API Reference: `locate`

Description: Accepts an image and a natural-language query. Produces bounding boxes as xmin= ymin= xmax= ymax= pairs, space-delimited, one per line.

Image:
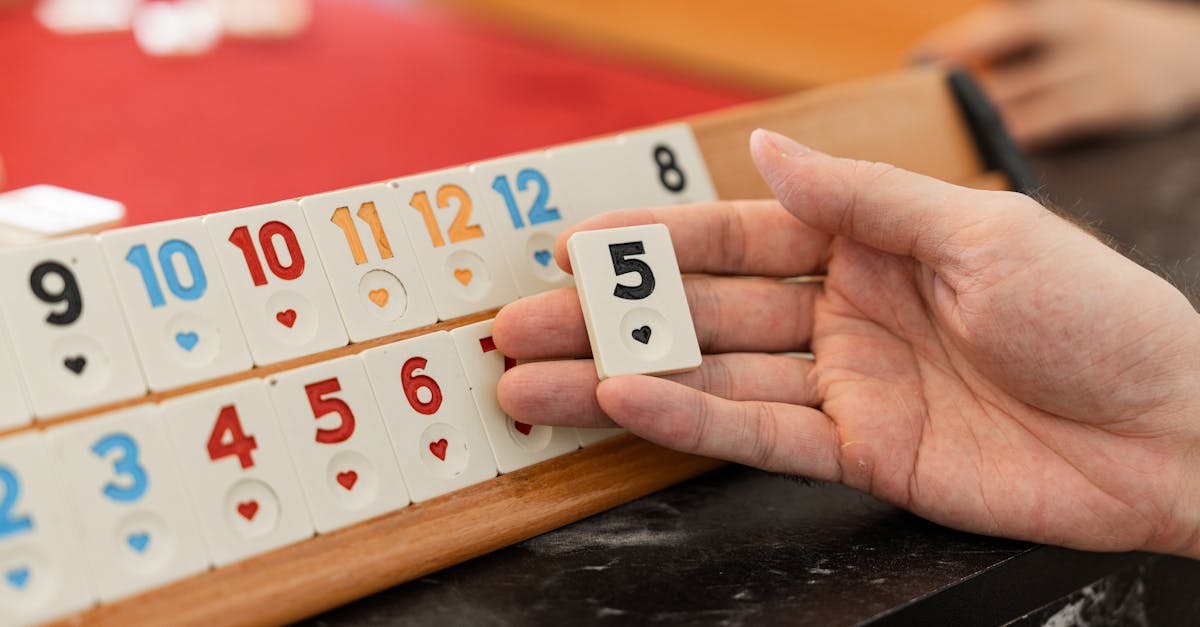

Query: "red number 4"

xmin=207 ymin=405 xmax=258 ymax=469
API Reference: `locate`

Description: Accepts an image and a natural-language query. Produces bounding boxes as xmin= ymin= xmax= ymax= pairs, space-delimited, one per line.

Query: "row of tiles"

xmin=0 ymin=319 xmax=623 ymax=626
xmin=0 ymin=123 xmax=717 ymax=424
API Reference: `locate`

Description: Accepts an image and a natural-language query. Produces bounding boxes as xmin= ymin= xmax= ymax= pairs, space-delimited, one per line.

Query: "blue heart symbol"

xmin=533 ymin=250 xmax=553 ymax=267
xmin=5 ymin=566 xmax=29 ymax=589
xmin=127 ymin=532 xmax=150 ymax=553
xmin=175 ymin=332 xmax=199 ymax=352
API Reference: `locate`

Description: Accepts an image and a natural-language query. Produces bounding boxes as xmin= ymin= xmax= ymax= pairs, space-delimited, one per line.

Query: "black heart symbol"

xmin=63 ymin=355 xmax=87 ymax=374
xmin=631 ymin=326 xmax=652 ymax=344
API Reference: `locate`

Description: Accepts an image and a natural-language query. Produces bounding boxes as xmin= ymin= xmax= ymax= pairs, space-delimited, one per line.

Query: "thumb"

xmin=749 ymin=128 xmax=1038 ymax=272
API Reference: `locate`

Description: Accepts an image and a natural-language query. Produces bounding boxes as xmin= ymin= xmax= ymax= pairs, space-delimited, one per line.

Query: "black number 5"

xmin=30 ymin=261 xmax=83 ymax=325
xmin=609 ymin=241 xmax=655 ymax=300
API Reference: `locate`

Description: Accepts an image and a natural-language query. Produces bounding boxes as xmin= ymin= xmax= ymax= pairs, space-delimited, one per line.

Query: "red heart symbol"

xmin=275 ymin=309 xmax=297 ymax=328
xmin=237 ymin=500 xmax=259 ymax=521
xmin=429 ymin=438 xmax=448 ymax=461
xmin=336 ymin=471 xmax=358 ymax=491
xmin=514 ymin=421 xmax=533 ymax=436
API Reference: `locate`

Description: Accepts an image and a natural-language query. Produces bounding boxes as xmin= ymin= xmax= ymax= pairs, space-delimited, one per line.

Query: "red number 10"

xmin=228 ymin=222 xmax=305 ymax=286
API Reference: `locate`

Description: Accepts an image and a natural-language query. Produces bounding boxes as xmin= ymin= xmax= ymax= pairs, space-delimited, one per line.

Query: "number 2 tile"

xmin=267 ymin=356 xmax=410 ymax=533
xmin=49 ymin=405 xmax=210 ymax=601
xmin=299 ymin=184 xmax=437 ymax=342
xmin=360 ymin=331 xmax=498 ymax=502
xmin=0 ymin=235 xmax=147 ymax=418
xmin=449 ymin=320 xmax=579 ymax=473
xmin=390 ymin=168 xmax=520 ymax=320
xmin=0 ymin=432 xmax=94 ymax=626
xmin=161 ymin=379 xmax=313 ymax=566
xmin=203 ymin=201 xmax=349 ymax=366
xmin=98 ymin=218 xmax=253 ymax=391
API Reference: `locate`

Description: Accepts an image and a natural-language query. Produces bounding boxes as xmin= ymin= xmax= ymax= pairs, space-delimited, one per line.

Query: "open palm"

xmin=493 ymin=131 xmax=1200 ymax=557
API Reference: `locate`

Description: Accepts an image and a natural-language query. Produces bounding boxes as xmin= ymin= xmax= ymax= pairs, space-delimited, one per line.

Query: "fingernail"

xmin=751 ymin=128 xmax=811 ymax=158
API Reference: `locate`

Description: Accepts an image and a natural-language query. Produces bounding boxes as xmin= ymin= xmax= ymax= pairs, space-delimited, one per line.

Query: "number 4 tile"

xmin=0 ymin=432 xmax=94 ymax=626
xmin=567 ymin=224 xmax=701 ymax=380
xmin=49 ymin=405 xmax=210 ymax=601
xmin=161 ymin=379 xmax=313 ymax=566
xmin=450 ymin=320 xmax=578 ymax=473
xmin=203 ymin=201 xmax=349 ymax=366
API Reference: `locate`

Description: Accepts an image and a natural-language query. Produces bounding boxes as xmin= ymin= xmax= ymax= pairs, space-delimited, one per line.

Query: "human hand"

xmin=492 ymin=129 xmax=1200 ymax=557
xmin=912 ymin=0 xmax=1200 ymax=149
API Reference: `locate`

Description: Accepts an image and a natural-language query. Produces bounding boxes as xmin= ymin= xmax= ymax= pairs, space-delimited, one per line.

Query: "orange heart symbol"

xmin=336 ymin=470 xmax=358 ymax=491
xmin=453 ymin=268 xmax=473 ymax=286
xmin=368 ymin=288 xmax=389 ymax=307
xmin=276 ymin=309 xmax=297 ymax=328
xmin=429 ymin=438 xmax=449 ymax=461
xmin=237 ymin=501 xmax=259 ymax=521
xmin=514 ymin=421 xmax=533 ymax=436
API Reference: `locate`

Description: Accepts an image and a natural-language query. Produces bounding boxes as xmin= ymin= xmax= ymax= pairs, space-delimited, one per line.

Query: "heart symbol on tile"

xmin=127 ymin=532 xmax=151 ymax=554
xmin=275 ymin=309 xmax=297 ymax=328
xmin=336 ymin=470 xmax=358 ymax=491
xmin=175 ymin=331 xmax=200 ymax=352
xmin=514 ymin=421 xmax=533 ymax=436
xmin=533 ymin=250 xmax=553 ymax=267
xmin=453 ymin=268 xmax=473 ymax=286
xmin=631 ymin=326 xmax=652 ymax=344
xmin=429 ymin=438 xmax=448 ymax=461
xmin=5 ymin=566 xmax=29 ymax=590
xmin=237 ymin=500 xmax=259 ymax=521
xmin=63 ymin=355 xmax=87 ymax=374
xmin=368 ymin=289 xmax=389 ymax=307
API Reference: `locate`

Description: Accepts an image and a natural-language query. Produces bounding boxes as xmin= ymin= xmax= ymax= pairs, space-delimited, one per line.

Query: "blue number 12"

xmin=92 ymin=434 xmax=149 ymax=503
xmin=126 ymin=239 xmax=208 ymax=308
xmin=492 ymin=168 xmax=561 ymax=229
xmin=0 ymin=465 xmax=33 ymax=538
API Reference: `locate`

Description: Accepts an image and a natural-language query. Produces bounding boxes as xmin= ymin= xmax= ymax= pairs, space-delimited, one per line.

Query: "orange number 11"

xmin=330 ymin=202 xmax=393 ymax=265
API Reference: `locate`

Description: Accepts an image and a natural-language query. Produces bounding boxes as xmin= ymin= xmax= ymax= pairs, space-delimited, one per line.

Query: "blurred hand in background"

xmin=913 ymin=0 xmax=1200 ymax=149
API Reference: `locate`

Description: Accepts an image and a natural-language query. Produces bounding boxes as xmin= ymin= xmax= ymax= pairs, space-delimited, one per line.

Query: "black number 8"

xmin=609 ymin=242 xmax=655 ymax=300
xmin=653 ymin=145 xmax=686 ymax=193
xmin=30 ymin=261 xmax=83 ymax=325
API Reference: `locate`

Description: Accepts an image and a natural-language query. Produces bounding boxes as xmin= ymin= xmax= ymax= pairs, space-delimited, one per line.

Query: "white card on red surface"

xmin=389 ymin=168 xmax=520 ymax=320
xmin=0 ymin=432 xmax=94 ymax=626
xmin=299 ymin=184 xmax=437 ymax=342
xmin=449 ymin=320 xmax=579 ymax=473
xmin=360 ymin=331 xmax=498 ymax=502
xmin=267 ymin=356 xmax=411 ymax=533
xmin=98 ymin=218 xmax=253 ymax=391
xmin=567 ymin=224 xmax=701 ymax=380
xmin=161 ymin=379 xmax=313 ymax=566
xmin=0 ymin=235 xmax=147 ymax=418
xmin=0 ymin=185 xmax=125 ymax=247
xmin=49 ymin=405 xmax=210 ymax=601
xmin=203 ymin=201 xmax=349 ymax=365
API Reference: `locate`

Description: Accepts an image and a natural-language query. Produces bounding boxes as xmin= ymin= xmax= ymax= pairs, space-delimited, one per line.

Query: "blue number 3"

xmin=92 ymin=434 xmax=149 ymax=503
xmin=0 ymin=465 xmax=33 ymax=538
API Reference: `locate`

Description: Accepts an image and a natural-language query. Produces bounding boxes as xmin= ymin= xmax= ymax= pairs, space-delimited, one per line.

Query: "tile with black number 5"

xmin=98 ymin=218 xmax=253 ymax=391
xmin=49 ymin=404 xmax=210 ymax=601
xmin=0 ymin=432 xmax=94 ymax=626
xmin=469 ymin=153 xmax=575 ymax=296
xmin=203 ymin=201 xmax=349 ymax=365
xmin=267 ymin=356 xmax=410 ymax=533
xmin=450 ymin=320 xmax=579 ymax=473
xmin=568 ymin=224 xmax=701 ymax=379
xmin=0 ymin=235 xmax=147 ymax=418
xmin=360 ymin=331 xmax=498 ymax=501
xmin=390 ymin=168 xmax=520 ymax=320
xmin=161 ymin=379 xmax=313 ymax=566
xmin=299 ymin=184 xmax=437 ymax=342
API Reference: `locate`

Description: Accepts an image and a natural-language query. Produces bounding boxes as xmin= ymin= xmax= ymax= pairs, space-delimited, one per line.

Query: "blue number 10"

xmin=491 ymin=169 xmax=561 ymax=229
xmin=126 ymin=240 xmax=207 ymax=308
xmin=92 ymin=434 xmax=149 ymax=503
xmin=0 ymin=465 xmax=33 ymax=538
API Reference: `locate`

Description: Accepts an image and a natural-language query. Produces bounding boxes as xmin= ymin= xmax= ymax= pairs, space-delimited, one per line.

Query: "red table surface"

xmin=0 ymin=0 xmax=761 ymax=227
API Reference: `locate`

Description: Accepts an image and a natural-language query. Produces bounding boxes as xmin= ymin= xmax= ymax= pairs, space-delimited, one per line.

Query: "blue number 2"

xmin=0 ymin=465 xmax=33 ymax=538
xmin=125 ymin=239 xmax=208 ymax=308
xmin=491 ymin=169 xmax=561 ymax=230
xmin=92 ymin=434 xmax=149 ymax=503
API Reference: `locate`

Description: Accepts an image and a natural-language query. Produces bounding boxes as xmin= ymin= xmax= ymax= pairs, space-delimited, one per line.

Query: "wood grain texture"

xmin=42 ymin=68 xmax=1007 ymax=626
xmin=425 ymin=0 xmax=986 ymax=89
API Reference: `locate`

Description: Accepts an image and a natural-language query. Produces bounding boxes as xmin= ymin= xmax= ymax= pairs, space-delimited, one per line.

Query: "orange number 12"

xmin=409 ymin=184 xmax=484 ymax=248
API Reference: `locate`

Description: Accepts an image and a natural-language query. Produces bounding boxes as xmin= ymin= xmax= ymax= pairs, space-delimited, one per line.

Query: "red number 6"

xmin=401 ymin=356 xmax=442 ymax=415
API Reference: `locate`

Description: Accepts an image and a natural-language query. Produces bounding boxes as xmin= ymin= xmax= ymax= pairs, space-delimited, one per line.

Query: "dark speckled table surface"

xmin=305 ymin=119 xmax=1200 ymax=627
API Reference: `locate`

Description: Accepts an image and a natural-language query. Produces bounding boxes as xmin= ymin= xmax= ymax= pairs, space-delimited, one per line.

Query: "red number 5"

xmin=401 ymin=357 xmax=442 ymax=415
xmin=306 ymin=377 xmax=355 ymax=444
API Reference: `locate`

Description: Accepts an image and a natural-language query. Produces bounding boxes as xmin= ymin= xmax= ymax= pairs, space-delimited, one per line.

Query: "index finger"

xmin=553 ymin=199 xmax=832 ymax=277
